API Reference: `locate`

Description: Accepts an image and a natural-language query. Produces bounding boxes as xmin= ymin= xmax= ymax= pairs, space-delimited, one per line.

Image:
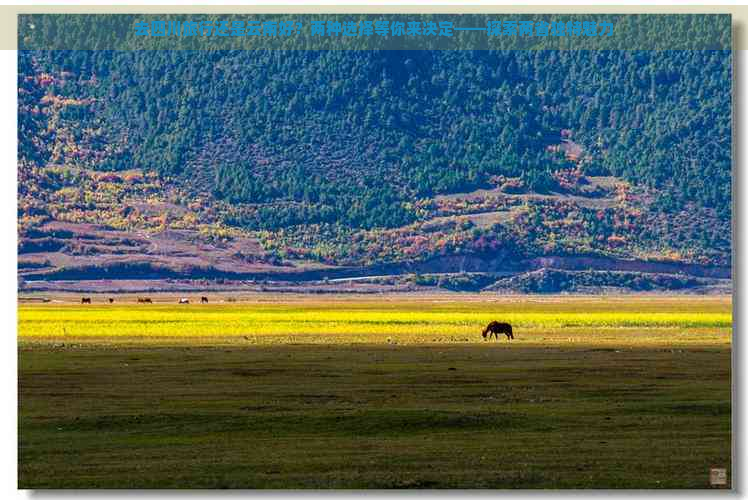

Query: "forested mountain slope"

xmin=17 ymin=49 xmax=732 ymax=293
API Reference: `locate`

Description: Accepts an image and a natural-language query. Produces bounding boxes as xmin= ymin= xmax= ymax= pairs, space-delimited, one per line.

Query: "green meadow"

xmin=18 ymin=295 xmax=732 ymax=488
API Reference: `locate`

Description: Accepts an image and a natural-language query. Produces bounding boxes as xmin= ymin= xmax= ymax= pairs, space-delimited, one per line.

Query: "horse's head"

xmin=481 ymin=328 xmax=488 ymax=339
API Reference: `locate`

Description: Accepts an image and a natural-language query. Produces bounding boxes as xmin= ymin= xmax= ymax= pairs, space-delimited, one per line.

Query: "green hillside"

xmin=17 ymin=49 xmax=732 ymax=292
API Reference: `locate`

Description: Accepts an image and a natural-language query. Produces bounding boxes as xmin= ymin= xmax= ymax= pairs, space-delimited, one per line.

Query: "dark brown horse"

xmin=482 ymin=321 xmax=513 ymax=341
xmin=81 ymin=297 xmax=91 ymax=304
xmin=201 ymin=296 xmax=209 ymax=304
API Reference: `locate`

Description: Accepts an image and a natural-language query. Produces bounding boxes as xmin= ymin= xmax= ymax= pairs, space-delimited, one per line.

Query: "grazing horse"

xmin=178 ymin=298 xmax=190 ymax=304
xmin=482 ymin=321 xmax=514 ymax=341
xmin=201 ymin=296 xmax=209 ymax=304
xmin=137 ymin=297 xmax=152 ymax=304
xmin=81 ymin=297 xmax=91 ymax=304
xmin=108 ymin=298 xmax=114 ymax=304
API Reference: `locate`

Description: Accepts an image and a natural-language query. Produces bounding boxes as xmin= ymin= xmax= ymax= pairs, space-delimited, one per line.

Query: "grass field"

xmin=18 ymin=295 xmax=732 ymax=488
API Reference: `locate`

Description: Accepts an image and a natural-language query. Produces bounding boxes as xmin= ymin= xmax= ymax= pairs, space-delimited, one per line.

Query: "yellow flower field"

xmin=17 ymin=296 xmax=733 ymax=346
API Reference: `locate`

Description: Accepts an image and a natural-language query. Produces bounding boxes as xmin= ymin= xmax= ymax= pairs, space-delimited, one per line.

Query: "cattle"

xmin=137 ymin=297 xmax=152 ymax=304
xmin=201 ymin=296 xmax=209 ymax=304
xmin=178 ymin=298 xmax=190 ymax=304
xmin=482 ymin=321 xmax=514 ymax=341
xmin=81 ymin=297 xmax=91 ymax=304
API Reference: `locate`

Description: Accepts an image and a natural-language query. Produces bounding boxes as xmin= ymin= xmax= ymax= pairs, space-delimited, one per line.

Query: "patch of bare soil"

xmin=435 ymin=175 xmax=620 ymax=210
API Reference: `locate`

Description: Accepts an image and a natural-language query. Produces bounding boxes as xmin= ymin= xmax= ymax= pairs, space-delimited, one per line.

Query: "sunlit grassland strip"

xmin=17 ymin=302 xmax=733 ymax=346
